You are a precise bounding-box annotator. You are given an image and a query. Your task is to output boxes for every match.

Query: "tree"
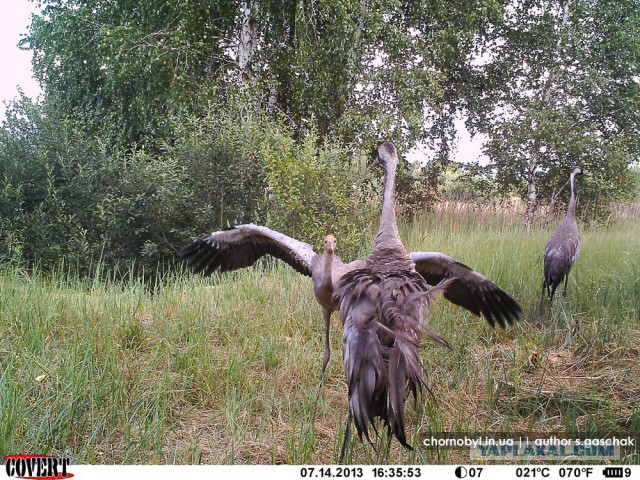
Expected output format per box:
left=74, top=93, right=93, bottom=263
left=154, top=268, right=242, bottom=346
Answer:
left=23, top=0, right=237, bottom=148
left=23, top=0, right=505, bottom=154
left=468, top=0, right=640, bottom=227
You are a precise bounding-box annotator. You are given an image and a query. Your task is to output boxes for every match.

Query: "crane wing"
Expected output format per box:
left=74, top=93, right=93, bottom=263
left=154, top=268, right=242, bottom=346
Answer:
left=178, top=224, right=317, bottom=277
left=410, top=251, right=522, bottom=328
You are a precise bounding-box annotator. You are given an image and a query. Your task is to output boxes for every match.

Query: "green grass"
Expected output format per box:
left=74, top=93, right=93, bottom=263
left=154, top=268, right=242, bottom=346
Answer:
left=1, top=211, right=638, bottom=464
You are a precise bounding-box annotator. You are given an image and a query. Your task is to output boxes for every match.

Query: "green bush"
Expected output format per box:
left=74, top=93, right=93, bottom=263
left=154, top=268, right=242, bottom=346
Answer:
left=261, top=124, right=376, bottom=259
left=0, top=91, right=377, bottom=277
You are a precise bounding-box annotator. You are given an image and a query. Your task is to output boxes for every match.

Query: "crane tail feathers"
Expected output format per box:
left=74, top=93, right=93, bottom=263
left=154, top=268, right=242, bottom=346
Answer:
left=336, top=269, right=437, bottom=450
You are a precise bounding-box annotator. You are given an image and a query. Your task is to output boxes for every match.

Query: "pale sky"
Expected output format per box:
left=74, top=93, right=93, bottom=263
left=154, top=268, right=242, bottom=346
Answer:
left=0, top=1, right=486, bottom=163
left=0, top=1, right=42, bottom=121
left=407, top=117, right=488, bottom=165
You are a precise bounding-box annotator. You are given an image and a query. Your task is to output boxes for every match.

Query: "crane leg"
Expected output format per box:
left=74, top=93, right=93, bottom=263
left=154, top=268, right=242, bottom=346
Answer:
left=339, top=410, right=352, bottom=464
left=562, top=269, right=571, bottom=297
left=537, top=279, right=546, bottom=329
left=321, top=308, right=331, bottom=379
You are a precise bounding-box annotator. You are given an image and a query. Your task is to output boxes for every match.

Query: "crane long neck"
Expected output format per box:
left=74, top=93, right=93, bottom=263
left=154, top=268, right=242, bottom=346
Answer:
left=567, top=172, right=578, bottom=219
left=375, top=159, right=401, bottom=248
left=321, top=250, right=333, bottom=289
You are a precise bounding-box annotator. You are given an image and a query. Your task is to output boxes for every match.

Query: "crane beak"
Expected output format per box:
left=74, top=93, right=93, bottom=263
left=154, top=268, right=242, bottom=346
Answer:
left=368, top=157, right=382, bottom=170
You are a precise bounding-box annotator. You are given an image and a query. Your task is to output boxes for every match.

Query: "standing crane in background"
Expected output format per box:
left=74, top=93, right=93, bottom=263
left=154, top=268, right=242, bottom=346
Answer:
left=538, top=166, right=585, bottom=328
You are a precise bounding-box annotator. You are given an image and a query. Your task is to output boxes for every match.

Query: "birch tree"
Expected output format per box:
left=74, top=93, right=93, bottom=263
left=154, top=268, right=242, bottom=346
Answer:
left=470, top=0, right=640, bottom=226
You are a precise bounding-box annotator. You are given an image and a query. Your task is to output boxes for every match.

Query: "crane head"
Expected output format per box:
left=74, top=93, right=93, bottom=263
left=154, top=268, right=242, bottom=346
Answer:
left=369, top=141, right=398, bottom=169
left=323, top=234, right=337, bottom=254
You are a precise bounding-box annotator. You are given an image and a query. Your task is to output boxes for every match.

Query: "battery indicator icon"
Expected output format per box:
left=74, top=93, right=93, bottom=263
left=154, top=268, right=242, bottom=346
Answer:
left=603, top=468, right=624, bottom=478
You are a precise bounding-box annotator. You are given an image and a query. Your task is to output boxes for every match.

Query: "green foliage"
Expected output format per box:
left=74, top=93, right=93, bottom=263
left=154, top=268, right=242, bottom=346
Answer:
left=483, top=106, right=637, bottom=218
left=4, top=0, right=638, bottom=275
left=169, top=91, right=273, bottom=231
left=23, top=0, right=504, bottom=153
left=24, top=0, right=236, bottom=148
left=0, top=104, right=192, bottom=274
left=394, top=161, right=439, bottom=217
left=261, top=125, right=376, bottom=259
left=628, top=166, right=640, bottom=202
left=469, top=0, right=640, bottom=217
left=0, top=90, right=375, bottom=275
left=439, top=163, right=498, bottom=202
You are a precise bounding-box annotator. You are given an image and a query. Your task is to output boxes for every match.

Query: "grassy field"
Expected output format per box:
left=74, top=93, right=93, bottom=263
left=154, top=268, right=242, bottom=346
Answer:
left=1, top=209, right=639, bottom=464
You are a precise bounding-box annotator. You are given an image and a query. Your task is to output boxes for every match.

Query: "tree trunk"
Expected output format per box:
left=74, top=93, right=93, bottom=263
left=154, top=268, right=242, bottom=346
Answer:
left=267, top=86, right=278, bottom=112
left=524, top=172, right=537, bottom=231
left=544, top=185, right=557, bottom=228
left=352, top=0, right=367, bottom=65
left=238, top=0, right=258, bottom=85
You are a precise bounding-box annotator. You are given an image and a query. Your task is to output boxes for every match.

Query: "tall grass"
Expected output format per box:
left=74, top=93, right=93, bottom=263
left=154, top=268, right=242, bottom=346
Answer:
left=1, top=209, right=638, bottom=464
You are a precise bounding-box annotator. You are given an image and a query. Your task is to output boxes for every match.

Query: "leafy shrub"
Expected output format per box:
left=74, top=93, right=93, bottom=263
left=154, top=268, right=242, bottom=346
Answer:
left=395, top=161, right=439, bottom=217
left=261, top=124, right=376, bottom=259
left=0, top=91, right=378, bottom=276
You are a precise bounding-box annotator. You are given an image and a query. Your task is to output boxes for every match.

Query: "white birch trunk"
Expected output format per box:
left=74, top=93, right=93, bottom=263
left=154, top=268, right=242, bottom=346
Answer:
left=238, top=0, right=258, bottom=85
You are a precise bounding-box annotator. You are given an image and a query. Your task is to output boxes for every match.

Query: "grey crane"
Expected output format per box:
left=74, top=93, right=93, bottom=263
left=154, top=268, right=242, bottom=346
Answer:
left=178, top=224, right=521, bottom=378
left=314, top=234, right=356, bottom=375
left=332, top=142, right=521, bottom=459
left=179, top=226, right=363, bottom=376
left=538, top=166, right=584, bottom=327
